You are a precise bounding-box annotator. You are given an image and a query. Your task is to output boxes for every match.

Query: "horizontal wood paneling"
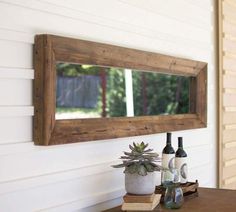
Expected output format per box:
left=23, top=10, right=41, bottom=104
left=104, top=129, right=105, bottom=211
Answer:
left=224, top=158, right=236, bottom=167
left=223, top=0, right=236, bottom=19
left=224, top=141, right=236, bottom=148
left=117, top=0, right=212, bottom=29
left=0, top=117, right=32, bottom=144
left=0, top=1, right=213, bottom=63
left=0, top=106, right=33, bottom=117
left=223, top=93, right=236, bottom=106
left=0, top=78, right=32, bottom=105
left=0, top=0, right=216, bottom=211
left=223, top=112, right=236, bottom=124
left=0, top=67, right=34, bottom=79
left=0, top=40, right=33, bottom=68
left=223, top=56, right=236, bottom=72
left=220, top=0, right=236, bottom=188
left=0, top=142, right=33, bottom=156
left=223, top=20, right=236, bottom=37
left=0, top=171, right=124, bottom=211
left=224, top=106, right=236, bottom=112
left=224, top=177, right=236, bottom=187
left=0, top=163, right=212, bottom=212
left=0, top=126, right=213, bottom=156
left=0, top=28, right=34, bottom=44
left=223, top=38, right=236, bottom=54
left=0, top=161, right=211, bottom=211
left=223, top=164, right=236, bottom=179
left=185, top=0, right=212, bottom=11
left=0, top=138, right=212, bottom=182
left=0, top=160, right=211, bottom=201
left=0, top=0, right=212, bottom=44
left=222, top=181, right=236, bottom=189
left=0, top=161, right=121, bottom=195
left=223, top=147, right=236, bottom=161
left=223, top=129, right=236, bottom=143
left=45, top=196, right=123, bottom=212
left=223, top=75, right=236, bottom=88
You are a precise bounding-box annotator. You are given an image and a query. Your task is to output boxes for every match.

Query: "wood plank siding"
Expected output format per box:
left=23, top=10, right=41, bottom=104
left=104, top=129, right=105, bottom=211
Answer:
left=219, top=0, right=236, bottom=189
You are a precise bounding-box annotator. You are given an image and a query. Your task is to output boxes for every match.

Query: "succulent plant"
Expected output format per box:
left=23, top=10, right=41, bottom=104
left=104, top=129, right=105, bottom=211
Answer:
left=112, top=142, right=162, bottom=176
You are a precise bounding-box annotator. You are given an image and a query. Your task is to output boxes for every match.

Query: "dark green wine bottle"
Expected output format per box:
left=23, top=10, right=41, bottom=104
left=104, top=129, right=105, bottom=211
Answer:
left=175, top=137, right=187, bottom=157
left=162, top=132, right=175, bottom=154
left=175, top=137, right=188, bottom=184
left=161, top=133, right=175, bottom=184
left=162, top=133, right=175, bottom=170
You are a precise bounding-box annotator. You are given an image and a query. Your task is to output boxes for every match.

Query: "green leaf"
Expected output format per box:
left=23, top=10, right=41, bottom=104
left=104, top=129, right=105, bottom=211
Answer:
left=120, top=156, right=131, bottom=159
left=125, top=164, right=138, bottom=174
left=112, top=141, right=162, bottom=176
left=138, top=165, right=147, bottom=176
left=144, top=163, right=154, bottom=172
left=112, top=164, right=125, bottom=168
left=129, top=144, right=135, bottom=151
left=143, top=149, right=154, bottom=153
left=143, top=143, right=149, bottom=149
left=154, top=165, right=162, bottom=171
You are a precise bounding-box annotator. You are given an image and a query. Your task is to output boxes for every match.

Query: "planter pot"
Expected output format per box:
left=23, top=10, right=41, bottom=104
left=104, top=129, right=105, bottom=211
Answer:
left=125, top=172, right=156, bottom=195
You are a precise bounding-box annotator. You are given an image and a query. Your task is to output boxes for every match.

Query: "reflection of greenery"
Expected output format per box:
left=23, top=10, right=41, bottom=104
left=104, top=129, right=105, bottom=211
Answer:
left=133, top=71, right=189, bottom=116
left=57, top=63, right=100, bottom=76
left=56, top=63, right=189, bottom=118
left=56, top=107, right=99, bottom=114
left=106, top=68, right=126, bottom=117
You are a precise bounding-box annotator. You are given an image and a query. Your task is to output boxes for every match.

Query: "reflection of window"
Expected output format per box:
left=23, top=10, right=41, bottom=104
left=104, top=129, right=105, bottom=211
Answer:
left=55, top=63, right=190, bottom=120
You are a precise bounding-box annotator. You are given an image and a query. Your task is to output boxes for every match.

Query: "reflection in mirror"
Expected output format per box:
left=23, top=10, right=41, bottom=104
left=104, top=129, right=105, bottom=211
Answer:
left=56, top=63, right=190, bottom=120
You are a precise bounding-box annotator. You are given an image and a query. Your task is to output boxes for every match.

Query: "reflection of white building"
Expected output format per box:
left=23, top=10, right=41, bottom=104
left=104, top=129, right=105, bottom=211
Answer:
left=125, top=69, right=134, bottom=117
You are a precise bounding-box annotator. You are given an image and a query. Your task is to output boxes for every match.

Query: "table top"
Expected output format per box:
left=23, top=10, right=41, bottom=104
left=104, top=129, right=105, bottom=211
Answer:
left=103, top=187, right=236, bottom=212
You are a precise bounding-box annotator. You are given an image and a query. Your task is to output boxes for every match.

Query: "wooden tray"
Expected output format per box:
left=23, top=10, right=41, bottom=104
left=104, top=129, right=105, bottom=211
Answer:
left=155, top=180, right=199, bottom=202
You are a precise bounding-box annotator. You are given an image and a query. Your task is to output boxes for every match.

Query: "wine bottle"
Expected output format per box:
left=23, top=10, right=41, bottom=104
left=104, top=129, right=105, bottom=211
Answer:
left=175, top=137, right=188, bottom=184
left=161, top=132, right=175, bottom=184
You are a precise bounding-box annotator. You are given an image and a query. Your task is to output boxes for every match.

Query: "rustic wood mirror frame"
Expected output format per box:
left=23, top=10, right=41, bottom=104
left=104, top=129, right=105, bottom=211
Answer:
left=33, top=34, right=207, bottom=145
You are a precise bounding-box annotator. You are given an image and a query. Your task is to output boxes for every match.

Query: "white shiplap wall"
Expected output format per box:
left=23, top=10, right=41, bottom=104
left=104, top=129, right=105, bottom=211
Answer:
left=0, top=0, right=216, bottom=211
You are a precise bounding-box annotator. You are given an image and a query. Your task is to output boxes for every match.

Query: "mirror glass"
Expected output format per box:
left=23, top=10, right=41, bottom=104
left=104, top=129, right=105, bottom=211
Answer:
left=55, top=63, right=190, bottom=120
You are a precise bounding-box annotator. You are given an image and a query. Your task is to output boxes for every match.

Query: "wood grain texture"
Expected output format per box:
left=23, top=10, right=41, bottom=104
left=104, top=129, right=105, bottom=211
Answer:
left=103, top=188, right=236, bottom=212
left=219, top=0, right=223, bottom=189
left=51, top=35, right=205, bottom=77
left=219, top=0, right=236, bottom=188
left=34, top=34, right=207, bottom=145
left=34, top=35, right=55, bottom=145
left=50, top=114, right=204, bottom=145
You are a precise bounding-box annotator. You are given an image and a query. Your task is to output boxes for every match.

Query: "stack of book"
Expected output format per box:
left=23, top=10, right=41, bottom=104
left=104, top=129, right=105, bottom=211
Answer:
left=121, top=193, right=161, bottom=211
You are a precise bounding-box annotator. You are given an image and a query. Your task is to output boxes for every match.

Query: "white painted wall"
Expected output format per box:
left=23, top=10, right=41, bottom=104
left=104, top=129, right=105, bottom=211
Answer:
left=0, top=0, right=216, bottom=211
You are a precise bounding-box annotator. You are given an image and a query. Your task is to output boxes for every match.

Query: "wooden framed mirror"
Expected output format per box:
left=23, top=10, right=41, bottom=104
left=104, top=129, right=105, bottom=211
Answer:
left=33, top=34, right=207, bottom=145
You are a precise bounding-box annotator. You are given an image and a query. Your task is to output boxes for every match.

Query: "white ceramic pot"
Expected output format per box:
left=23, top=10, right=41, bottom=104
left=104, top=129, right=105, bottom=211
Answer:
left=125, top=172, right=156, bottom=195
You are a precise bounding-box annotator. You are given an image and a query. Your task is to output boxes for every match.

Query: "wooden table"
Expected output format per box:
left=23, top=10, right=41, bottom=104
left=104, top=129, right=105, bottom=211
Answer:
left=104, top=188, right=236, bottom=211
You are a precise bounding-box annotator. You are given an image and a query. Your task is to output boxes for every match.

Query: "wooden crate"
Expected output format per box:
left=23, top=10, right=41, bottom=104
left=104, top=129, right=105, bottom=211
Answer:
left=155, top=180, right=199, bottom=202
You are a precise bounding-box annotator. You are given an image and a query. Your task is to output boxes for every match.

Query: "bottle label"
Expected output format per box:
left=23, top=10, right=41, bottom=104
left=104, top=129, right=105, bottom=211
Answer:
left=161, top=153, right=175, bottom=184
left=162, top=153, right=175, bottom=169
left=175, top=157, right=188, bottom=184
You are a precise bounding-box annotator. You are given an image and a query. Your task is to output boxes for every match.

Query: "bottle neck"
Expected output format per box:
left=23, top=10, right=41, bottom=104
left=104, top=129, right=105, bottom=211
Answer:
left=162, top=132, right=175, bottom=154
left=166, top=132, right=172, bottom=146
left=178, top=137, right=183, bottom=148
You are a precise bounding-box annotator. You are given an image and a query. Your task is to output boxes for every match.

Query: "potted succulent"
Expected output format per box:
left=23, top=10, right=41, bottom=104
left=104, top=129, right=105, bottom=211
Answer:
left=112, top=142, right=162, bottom=195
